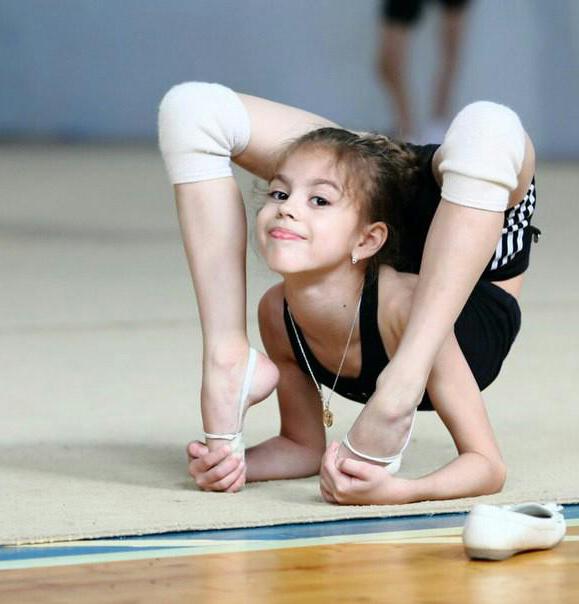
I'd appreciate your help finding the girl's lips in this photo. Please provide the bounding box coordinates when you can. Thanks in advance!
[269,228,304,240]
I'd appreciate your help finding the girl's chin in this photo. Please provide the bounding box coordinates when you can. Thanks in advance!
[264,262,329,280]
[261,251,332,276]
[263,259,309,275]
[265,263,301,275]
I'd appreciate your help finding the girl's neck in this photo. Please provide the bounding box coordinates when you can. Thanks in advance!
[283,266,366,345]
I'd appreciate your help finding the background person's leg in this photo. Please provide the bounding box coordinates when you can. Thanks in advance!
[434,1,469,120]
[377,24,413,139]
[423,0,471,142]
[377,0,423,140]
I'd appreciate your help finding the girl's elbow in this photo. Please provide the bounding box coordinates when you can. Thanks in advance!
[488,462,508,494]
[497,462,508,491]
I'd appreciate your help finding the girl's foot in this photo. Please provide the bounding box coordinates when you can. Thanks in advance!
[200,343,279,453]
[337,376,424,468]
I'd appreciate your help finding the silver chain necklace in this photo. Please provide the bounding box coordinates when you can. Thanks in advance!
[286,284,363,428]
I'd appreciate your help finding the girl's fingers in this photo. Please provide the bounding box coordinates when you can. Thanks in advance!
[188,446,233,481]
[320,482,336,503]
[189,458,213,481]
[319,473,332,494]
[186,440,210,463]
[196,454,243,489]
[211,459,246,492]
[225,470,246,493]
[208,463,245,493]
[320,458,338,491]
[338,458,366,478]
[323,450,340,482]
[198,446,233,472]
[319,472,337,502]
[323,451,350,495]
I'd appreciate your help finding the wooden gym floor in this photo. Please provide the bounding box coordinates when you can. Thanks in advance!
[1,504,577,603]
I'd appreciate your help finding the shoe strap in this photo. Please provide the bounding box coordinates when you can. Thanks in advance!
[342,434,401,464]
[205,432,237,440]
[236,347,257,432]
[204,347,257,440]
[204,432,245,458]
[342,407,417,465]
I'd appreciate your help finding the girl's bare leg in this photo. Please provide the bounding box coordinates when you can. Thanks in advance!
[341,139,536,463]
[341,202,505,463]
[233,93,340,180]
[173,92,338,453]
[175,178,278,452]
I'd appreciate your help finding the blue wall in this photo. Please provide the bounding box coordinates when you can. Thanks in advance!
[1,0,578,156]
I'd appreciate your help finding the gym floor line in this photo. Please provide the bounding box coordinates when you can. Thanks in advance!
[2,504,577,571]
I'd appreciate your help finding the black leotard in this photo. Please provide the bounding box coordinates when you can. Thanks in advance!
[283,272,521,411]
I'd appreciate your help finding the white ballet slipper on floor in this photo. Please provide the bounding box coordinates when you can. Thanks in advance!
[204,347,258,462]
[462,502,566,561]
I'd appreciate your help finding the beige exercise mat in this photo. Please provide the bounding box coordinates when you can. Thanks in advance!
[1,310,578,546]
[1,149,577,546]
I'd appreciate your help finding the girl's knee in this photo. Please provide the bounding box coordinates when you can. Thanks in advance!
[158,82,251,185]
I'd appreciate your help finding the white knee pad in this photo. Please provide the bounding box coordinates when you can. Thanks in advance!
[438,101,526,212]
[158,82,251,184]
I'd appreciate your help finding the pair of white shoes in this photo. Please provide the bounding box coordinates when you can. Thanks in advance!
[463,502,566,560]
[203,345,414,474]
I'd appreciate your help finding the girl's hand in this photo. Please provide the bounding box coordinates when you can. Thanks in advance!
[319,441,407,505]
[186,440,246,493]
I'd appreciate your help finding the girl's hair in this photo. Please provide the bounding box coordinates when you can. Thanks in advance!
[265,127,421,284]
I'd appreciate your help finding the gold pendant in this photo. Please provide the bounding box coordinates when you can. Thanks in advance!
[323,408,334,428]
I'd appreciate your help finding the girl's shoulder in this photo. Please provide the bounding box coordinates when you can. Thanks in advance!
[257,281,295,364]
[376,266,418,341]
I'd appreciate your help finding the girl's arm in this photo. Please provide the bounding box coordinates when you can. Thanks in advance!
[382,282,506,502]
[321,276,506,506]
[394,329,507,503]
[246,284,327,482]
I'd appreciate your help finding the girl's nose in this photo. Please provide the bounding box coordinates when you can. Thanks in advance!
[276,198,297,219]
[277,207,295,219]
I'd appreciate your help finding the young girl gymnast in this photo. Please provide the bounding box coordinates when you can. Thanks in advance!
[185,124,540,505]
[159,83,536,474]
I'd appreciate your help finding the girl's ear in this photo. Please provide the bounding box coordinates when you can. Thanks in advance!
[357,222,388,259]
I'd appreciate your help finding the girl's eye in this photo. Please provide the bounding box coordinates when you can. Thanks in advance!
[268,190,287,201]
[311,196,330,207]
[266,191,330,207]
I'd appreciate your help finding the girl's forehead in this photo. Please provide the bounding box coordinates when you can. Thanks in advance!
[285,145,335,165]
[278,147,344,182]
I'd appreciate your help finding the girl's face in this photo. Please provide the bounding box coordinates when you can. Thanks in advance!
[256,146,364,277]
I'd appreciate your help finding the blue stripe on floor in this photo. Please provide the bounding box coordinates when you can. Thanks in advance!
[1,504,577,570]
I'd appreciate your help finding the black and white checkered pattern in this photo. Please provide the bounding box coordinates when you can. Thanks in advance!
[489,181,536,271]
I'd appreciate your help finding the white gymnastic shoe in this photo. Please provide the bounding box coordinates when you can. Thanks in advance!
[203,347,258,462]
[341,409,417,475]
[462,502,566,561]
